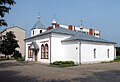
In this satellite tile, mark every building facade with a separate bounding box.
[0,26,26,57]
[25,18,116,64]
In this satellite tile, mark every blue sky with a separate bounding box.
[0,0,120,46]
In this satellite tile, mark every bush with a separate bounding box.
[17,57,25,62]
[13,50,23,61]
[114,56,120,62]
[51,61,76,67]
[13,50,22,59]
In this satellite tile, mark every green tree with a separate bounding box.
[0,0,15,26]
[0,31,19,59]
[13,50,22,60]
[116,47,120,56]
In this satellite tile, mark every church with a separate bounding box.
[25,16,116,64]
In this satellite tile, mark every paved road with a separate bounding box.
[0,60,120,82]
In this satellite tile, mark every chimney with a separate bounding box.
[68,25,73,30]
[55,24,59,28]
[89,29,94,35]
[47,26,53,30]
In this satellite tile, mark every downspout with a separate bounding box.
[50,33,52,63]
[114,44,116,59]
[79,41,81,64]
[24,40,26,60]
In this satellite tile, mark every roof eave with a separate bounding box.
[62,39,116,44]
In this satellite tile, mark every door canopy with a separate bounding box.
[30,42,39,50]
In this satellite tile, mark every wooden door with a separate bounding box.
[35,50,37,62]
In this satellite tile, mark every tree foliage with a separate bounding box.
[13,50,22,59]
[0,31,19,57]
[116,47,120,56]
[0,0,15,26]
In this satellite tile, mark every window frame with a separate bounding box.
[45,44,49,59]
[94,48,96,59]
[40,30,42,33]
[107,49,110,58]
[41,44,45,59]
[41,44,49,59]
[28,46,33,58]
[33,30,34,35]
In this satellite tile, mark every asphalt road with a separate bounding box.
[0,60,120,82]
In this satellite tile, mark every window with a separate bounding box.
[107,49,110,58]
[28,46,33,58]
[33,30,34,35]
[40,30,42,33]
[45,44,49,58]
[41,44,49,59]
[82,31,86,34]
[41,44,45,59]
[94,49,96,58]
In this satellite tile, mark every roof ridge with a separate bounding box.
[25,27,116,44]
[32,19,45,29]
[0,26,26,33]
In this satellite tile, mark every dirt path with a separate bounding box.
[0,60,120,82]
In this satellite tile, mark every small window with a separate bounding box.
[33,30,34,35]
[107,49,110,58]
[40,30,42,33]
[82,31,86,33]
[28,46,33,58]
[94,49,96,58]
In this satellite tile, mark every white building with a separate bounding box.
[25,18,116,64]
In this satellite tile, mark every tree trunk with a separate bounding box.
[7,55,9,60]
[5,55,6,59]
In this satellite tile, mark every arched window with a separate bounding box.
[45,44,49,59]
[28,46,33,58]
[41,44,49,59]
[41,44,45,59]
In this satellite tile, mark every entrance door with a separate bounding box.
[35,50,37,62]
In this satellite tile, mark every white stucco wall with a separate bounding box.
[25,35,50,64]
[25,41,33,61]
[50,33,71,63]
[26,32,115,65]
[37,38,50,64]
[62,41,80,64]
[26,33,72,64]
[81,42,115,64]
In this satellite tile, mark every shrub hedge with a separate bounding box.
[50,61,76,67]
